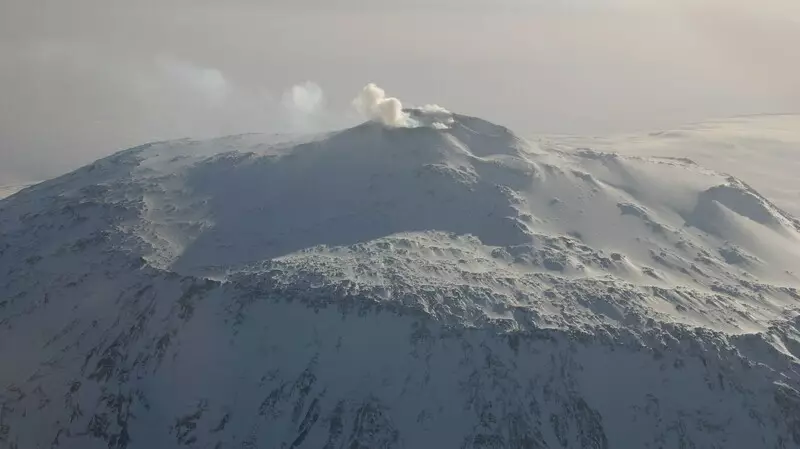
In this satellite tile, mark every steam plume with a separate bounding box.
[352,83,410,127]
[351,83,453,129]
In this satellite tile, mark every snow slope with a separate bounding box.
[548,114,800,217]
[0,184,30,200]
[1,112,800,448]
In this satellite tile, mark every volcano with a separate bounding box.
[1,114,800,448]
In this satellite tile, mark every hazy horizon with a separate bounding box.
[1,0,799,183]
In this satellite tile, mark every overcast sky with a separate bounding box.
[1,0,799,183]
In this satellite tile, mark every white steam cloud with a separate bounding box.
[136,59,343,137]
[282,81,324,115]
[282,81,326,132]
[155,58,232,107]
[352,83,410,127]
[352,83,453,129]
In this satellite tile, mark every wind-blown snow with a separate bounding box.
[1,113,800,448]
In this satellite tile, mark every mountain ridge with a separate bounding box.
[2,114,800,448]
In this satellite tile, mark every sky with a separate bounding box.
[1,0,799,184]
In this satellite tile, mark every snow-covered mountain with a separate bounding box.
[549,113,800,218]
[1,112,800,448]
[0,185,30,201]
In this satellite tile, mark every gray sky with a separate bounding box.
[1,0,799,183]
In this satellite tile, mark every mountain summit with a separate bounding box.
[2,115,800,448]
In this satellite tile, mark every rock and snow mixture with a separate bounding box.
[1,111,800,448]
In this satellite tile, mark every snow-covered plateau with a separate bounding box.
[1,112,800,448]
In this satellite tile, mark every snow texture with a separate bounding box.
[551,114,800,217]
[1,113,800,448]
